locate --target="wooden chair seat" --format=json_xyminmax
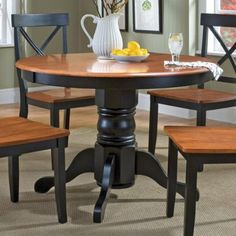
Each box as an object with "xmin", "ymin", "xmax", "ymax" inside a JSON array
[
  {"xmin": 148, "ymin": 88, "xmax": 236, "ymax": 104},
  {"xmin": 26, "ymin": 88, "xmax": 95, "ymax": 104},
  {"xmin": 165, "ymin": 125, "xmax": 236, "ymax": 236},
  {"xmin": 0, "ymin": 116, "xmax": 69, "ymax": 223},
  {"xmin": 0, "ymin": 117, "xmax": 69, "ymax": 148},
  {"xmin": 164, "ymin": 126, "xmax": 236, "ymax": 153}
]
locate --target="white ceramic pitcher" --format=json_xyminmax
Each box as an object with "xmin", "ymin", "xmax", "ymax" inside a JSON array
[{"xmin": 81, "ymin": 14, "xmax": 123, "ymax": 59}]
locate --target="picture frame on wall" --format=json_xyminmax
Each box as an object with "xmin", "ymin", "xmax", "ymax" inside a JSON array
[
  {"xmin": 98, "ymin": 1, "xmax": 129, "ymax": 32},
  {"xmin": 133, "ymin": 0, "xmax": 162, "ymax": 34}
]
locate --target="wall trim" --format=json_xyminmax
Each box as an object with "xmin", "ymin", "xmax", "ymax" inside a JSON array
[
  {"xmin": 0, "ymin": 89, "xmax": 235, "ymax": 124},
  {"xmin": 137, "ymin": 93, "xmax": 193, "ymax": 119},
  {"xmin": 0, "ymin": 86, "xmax": 57, "ymax": 104},
  {"xmin": 0, "ymin": 88, "xmax": 19, "ymax": 104},
  {"xmin": 137, "ymin": 93, "xmax": 236, "ymax": 124}
]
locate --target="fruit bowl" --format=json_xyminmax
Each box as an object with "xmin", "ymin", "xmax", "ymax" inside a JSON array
[{"xmin": 111, "ymin": 53, "xmax": 150, "ymax": 63}]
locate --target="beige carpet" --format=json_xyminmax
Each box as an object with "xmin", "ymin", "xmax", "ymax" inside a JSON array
[{"xmin": 0, "ymin": 106, "xmax": 236, "ymax": 236}]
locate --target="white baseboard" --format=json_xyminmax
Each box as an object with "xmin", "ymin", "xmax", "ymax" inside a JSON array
[
  {"xmin": 0, "ymin": 88, "xmax": 20, "ymax": 104},
  {"xmin": 1, "ymin": 88, "xmax": 235, "ymax": 124},
  {"xmin": 137, "ymin": 93, "xmax": 194, "ymax": 119},
  {"xmin": 137, "ymin": 93, "xmax": 236, "ymax": 124},
  {"xmin": 0, "ymin": 86, "xmax": 57, "ymax": 105},
  {"xmin": 207, "ymin": 108, "xmax": 236, "ymax": 124}
]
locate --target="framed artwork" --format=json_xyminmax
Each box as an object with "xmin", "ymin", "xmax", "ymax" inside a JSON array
[
  {"xmin": 133, "ymin": 0, "xmax": 163, "ymax": 34},
  {"xmin": 98, "ymin": 1, "xmax": 129, "ymax": 32}
]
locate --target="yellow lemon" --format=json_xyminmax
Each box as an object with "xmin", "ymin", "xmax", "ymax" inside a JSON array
[
  {"xmin": 123, "ymin": 48, "xmax": 131, "ymax": 54},
  {"xmin": 112, "ymin": 49, "xmax": 123, "ymax": 55},
  {"xmin": 112, "ymin": 43, "xmax": 148, "ymax": 57},
  {"xmin": 140, "ymin": 48, "xmax": 148, "ymax": 55},
  {"xmin": 112, "ymin": 49, "xmax": 124, "ymax": 56},
  {"xmin": 117, "ymin": 50, "xmax": 129, "ymax": 56},
  {"xmin": 128, "ymin": 41, "xmax": 141, "ymax": 51},
  {"xmin": 129, "ymin": 49, "xmax": 143, "ymax": 56}
]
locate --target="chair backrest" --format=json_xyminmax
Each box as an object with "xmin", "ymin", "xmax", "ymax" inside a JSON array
[
  {"xmin": 12, "ymin": 13, "xmax": 69, "ymax": 60},
  {"xmin": 200, "ymin": 13, "xmax": 236, "ymax": 85},
  {"xmin": 11, "ymin": 13, "xmax": 69, "ymax": 117}
]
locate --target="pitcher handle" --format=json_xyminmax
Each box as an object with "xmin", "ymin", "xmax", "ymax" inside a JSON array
[{"xmin": 80, "ymin": 14, "xmax": 97, "ymax": 48}]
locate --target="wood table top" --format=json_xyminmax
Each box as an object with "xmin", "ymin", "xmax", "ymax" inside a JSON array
[{"xmin": 16, "ymin": 53, "xmax": 210, "ymax": 78}]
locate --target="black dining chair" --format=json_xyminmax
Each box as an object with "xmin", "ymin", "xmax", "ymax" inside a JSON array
[
  {"xmin": 165, "ymin": 125, "xmax": 236, "ymax": 236},
  {"xmin": 12, "ymin": 13, "xmax": 95, "ymax": 168},
  {"xmin": 148, "ymin": 13, "xmax": 236, "ymax": 172},
  {"xmin": 0, "ymin": 116, "xmax": 69, "ymax": 223}
]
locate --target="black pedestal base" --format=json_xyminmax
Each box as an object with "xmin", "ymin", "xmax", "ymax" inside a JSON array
[
  {"xmin": 94, "ymin": 154, "xmax": 115, "ymax": 223},
  {"xmin": 35, "ymin": 148, "xmax": 94, "ymax": 193},
  {"xmin": 35, "ymin": 147, "xmax": 198, "ymax": 222}
]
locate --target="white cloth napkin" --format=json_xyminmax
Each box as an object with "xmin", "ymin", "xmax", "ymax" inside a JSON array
[{"xmin": 164, "ymin": 61, "xmax": 223, "ymax": 80}]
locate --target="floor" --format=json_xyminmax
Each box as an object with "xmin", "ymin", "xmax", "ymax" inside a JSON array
[{"xmin": 0, "ymin": 104, "xmax": 235, "ymax": 236}]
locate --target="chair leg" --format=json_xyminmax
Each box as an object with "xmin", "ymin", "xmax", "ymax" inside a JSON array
[
  {"xmin": 50, "ymin": 108, "xmax": 60, "ymax": 170},
  {"xmin": 19, "ymin": 92, "xmax": 28, "ymax": 118},
  {"xmin": 196, "ymin": 108, "xmax": 206, "ymax": 172},
  {"xmin": 184, "ymin": 160, "xmax": 198, "ymax": 236},
  {"xmin": 196, "ymin": 108, "xmax": 206, "ymax": 127},
  {"xmin": 50, "ymin": 107, "xmax": 60, "ymax": 127},
  {"xmin": 8, "ymin": 156, "xmax": 19, "ymax": 202},
  {"xmin": 166, "ymin": 139, "xmax": 178, "ymax": 218},
  {"xmin": 19, "ymin": 105, "xmax": 28, "ymax": 118},
  {"xmin": 63, "ymin": 109, "xmax": 70, "ymax": 148},
  {"xmin": 53, "ymin": 139, "xmax": 67, "ymax": 223},
  {"xmin": 63, "ymin": 109, "xmax": 70, "ymax": 130},
  {"xmin": 148, "ymin": 96, "xmax": 158, "ymax": 155}
]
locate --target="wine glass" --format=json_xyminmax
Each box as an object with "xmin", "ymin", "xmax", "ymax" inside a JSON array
[{"xmin": 168, "ymin": 33, "xmax": 183, "ymax": 62}]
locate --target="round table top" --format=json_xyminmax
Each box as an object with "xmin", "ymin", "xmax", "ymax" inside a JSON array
[{"xmin": 16, "ymin": 53, "xmax": 213, "ymax": 89}]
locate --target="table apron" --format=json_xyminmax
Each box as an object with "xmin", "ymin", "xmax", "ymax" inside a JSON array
[{"xmin": 21, "ymin": 70, "xmax": 213, "ymax": 89}]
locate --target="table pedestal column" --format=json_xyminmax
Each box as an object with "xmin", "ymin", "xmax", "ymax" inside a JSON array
[
  {"xmin": 95, "ymin": 89, "xmax": 137, "ymax": 188},
  {"xmin": 93, "ymin": 89, "xmax": 137, "ymax": 222}
]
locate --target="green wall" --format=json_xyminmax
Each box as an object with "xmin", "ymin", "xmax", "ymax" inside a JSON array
[
  {"xmin": 0, "ymin": 0, "xmax": 94, "ymax": 89},
  {"xmin": 78, "ymin": 0, "xmax": 97, "ymax": 52},
  {"xmin": 27, "ymin": 0, "xmax": 80, "ymax": 53},
  {"xmin": 121, "ymin": 0, "xmax": 195, "ymax": 93},
  {"xmin": 121, "ymin": 0, "xmax": 235, "ymax": 93},
  {"xmin": 122, "ymin": 0, "xmax": 191, "ymax": 54},
  {"xmin": 0, "ymin": 0, "xmax": 234, "ymax": 92},
  {"xmin": 0, "ymin": 47, "xmax": 16, "ymax": 89},
  {"xmin": 0, "ymin": 0, "xmax": 199, "ymax": 90}
]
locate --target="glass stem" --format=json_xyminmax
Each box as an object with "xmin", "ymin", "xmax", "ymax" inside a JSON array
[{"xmin": 172, "ymin": 54, "xmax": 179, "ymax": 62}]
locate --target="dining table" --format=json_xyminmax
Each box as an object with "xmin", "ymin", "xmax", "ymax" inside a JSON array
[{"xmin": 16, "ymin": 53, "xmax": 213, "ymax": 223}]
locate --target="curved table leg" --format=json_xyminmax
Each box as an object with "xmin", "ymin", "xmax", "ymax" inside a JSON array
[
  {"xmin": 35, "ymin": 148, "xmax": 95, "ymax": 193},
  {"xmin": 135, "ymin": 150, "xmax": 199, "ymax": 201},
  {"xmin": 93, "ymin": 154, "xmax": 115, "ymax": 223}
]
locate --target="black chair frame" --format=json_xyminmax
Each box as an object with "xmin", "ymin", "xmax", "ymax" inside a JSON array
[
  {"xmin": 12, "ymin": 13, "xmax": 95, "ymax": 127},
  {"xmin": 1, "ymin": 137, "xmax": 67, "ymax": 223},
  {"xmin": 167, "ymin": 138, "xmax": 236, "ymax": 236},
  {"xmin": 148, "ymin": 13, "xmax": 236, "ymax": 157}
]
